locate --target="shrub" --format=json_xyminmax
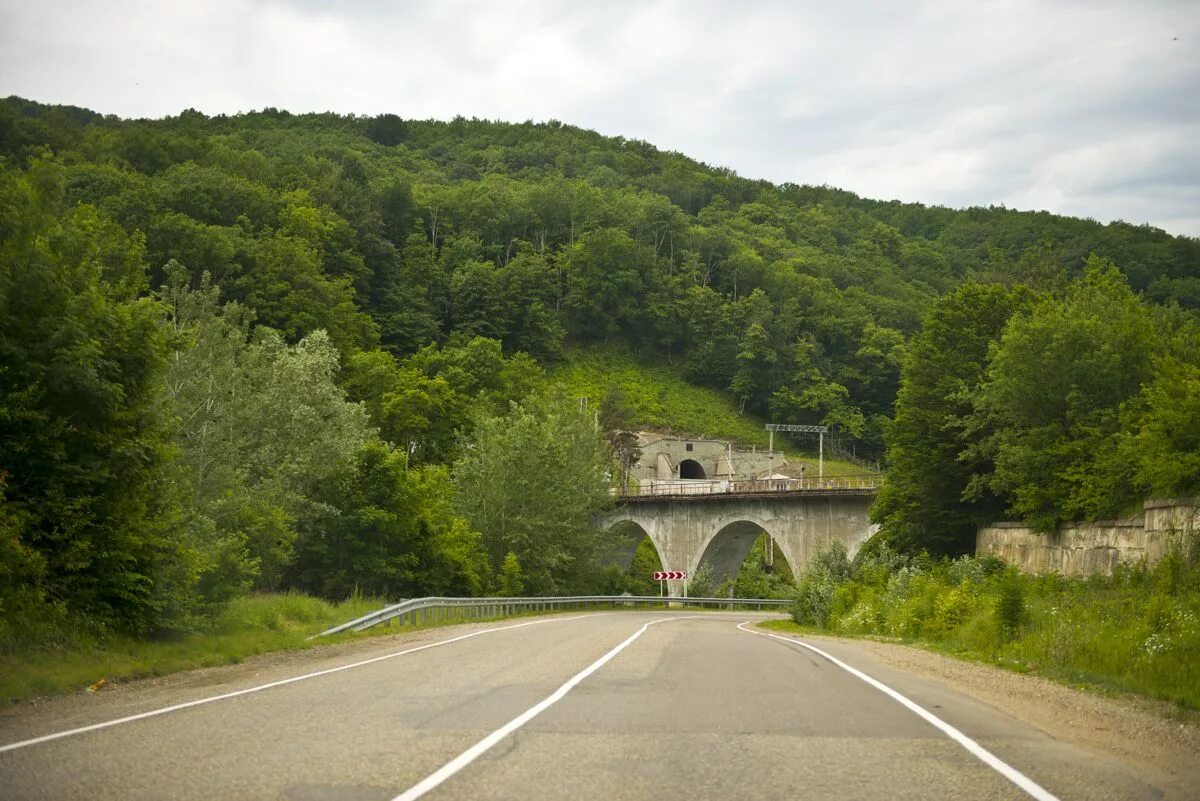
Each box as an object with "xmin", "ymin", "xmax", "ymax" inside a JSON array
[
  {"xmin": 780, "ymin": 532, "xmax": 1200, "ymax": 709},
  {"xmin": 792, "ymin": 541, "xmax": 851, "ymax": 627},
  {"xmin": 995, "ymin": 568, "xmax": 1026, "ymax": 640},
  {"xmin": 498, "ymin": 552, "xmax": 525, "ymax": 597},
  {"xmin": 688, "ymin": 563, "xmax": 719, "ymax": 598}
]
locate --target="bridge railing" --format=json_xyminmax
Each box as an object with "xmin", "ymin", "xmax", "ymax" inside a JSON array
[
  {"xmin": 315, "ymin": 595, "xmax": 792, "ymax": 637},
  {"xmin": 615, "ymin": 475, "xmax": 882, "ymax": 498}
]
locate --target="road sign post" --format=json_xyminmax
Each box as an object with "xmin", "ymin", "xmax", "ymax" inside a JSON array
[{"xmin": 653, "ymin": 571, "xmax": 687, "ymax": 601}]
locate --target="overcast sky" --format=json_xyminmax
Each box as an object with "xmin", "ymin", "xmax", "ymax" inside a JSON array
[{"xmin": 2, "ymin": 0, "xmax": 1198, "ymax": 235}]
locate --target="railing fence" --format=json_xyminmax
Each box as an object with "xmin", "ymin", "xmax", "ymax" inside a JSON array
[
  {"xmin": 316, "ymin": 594, "xmax": 792, "ymax": 637},
  {"xmin": 616, "ymin": 475, "xmax": 881, "ymax": 498}
]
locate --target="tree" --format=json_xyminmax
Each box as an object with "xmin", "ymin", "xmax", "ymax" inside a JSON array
[
  {"xmin": 1117, "ymin": 355, "xmax": 1200, "ymax": 499},
  {"xmin": 598, "ymin": 384, "xmax": 641, "ymax": 490},
  {"xmin": 0, "ymin": 159, "xmax": 187, "ymax": 632},
  {"xmin": 161, "ymin": 267, "xmax": 373, "ymax": 591},
  {"xmin": 366, "ymin": 113, "xmax": 409, "ymax": 146},
  {"xmin": 971, "ymin": 260, "xmax": 1158, "ymax": 530},
  {"xmin": 730, "ymin": 321, "xmax": 776, "ymax": 415},
  {"xmin": 289, "ymin": 442, "xmax": 487, "ymax": 600},
  {"xmin": 497, "ymin": 552, "xmax": 525, "ymax": 597},
  {"xmin": 453, "ymin": 393, "xmax": 611, "ymax": 594},
  {"xmin": 565, "ymin": 228, "xmax": 651, "ymax": 342},
  {"xmin": 235, "ymin": 233, "xmax": 378, "ymax": 351},
  {"xmin": 872, "ymin": 282, "xmax": 1033, "ymax": 555},
  {"xmin": 498, "ymin": 251, "xmax": 564, "ymax": 359},
  {"xmin": 770, "ymin": 337, "xmax": 863, "ymax": 436}
]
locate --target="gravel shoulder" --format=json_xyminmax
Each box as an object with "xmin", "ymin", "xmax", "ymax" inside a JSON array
[{"xmin": 796, "ymin": 630, "xmax": 1200, "ymax": 800}]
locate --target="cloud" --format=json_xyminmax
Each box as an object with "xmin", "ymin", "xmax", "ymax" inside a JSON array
[{"xmin": 1, "ymin": 0, "xmax": 1197, "ymax": 235}]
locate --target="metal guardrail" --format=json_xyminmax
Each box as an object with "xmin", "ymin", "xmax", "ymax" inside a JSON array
[
  {"xmin": 315, "ymin": 595, "xmax": 793, "ymax": 637},
  {"xmin": 616, "ymin": 475, "xmax": 882, "ymax": 498}
]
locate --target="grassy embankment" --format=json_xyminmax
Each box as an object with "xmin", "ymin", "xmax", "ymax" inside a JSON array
[
  {"xmin": 2, "ymin": 593, "xmax": 440, "ymax": 703},
  {"xmin": 765, "ymin": 534, "xmax": 1200, "ymax": 712},
  {"xmin": 552, "ymin": 347, "xmax": 871, "ymax": 477}
]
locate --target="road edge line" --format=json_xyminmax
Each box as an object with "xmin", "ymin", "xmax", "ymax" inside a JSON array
[
  {"xmin": 0, "ymin": 614, "xmax": 607, "ymax": 755},
  {"xmin": 736, "ymin": 622, "xmax": 1061, "ymax": 801},
  {"xmin": 391, "ymin": 616, "xmax": 680, "ymax": 801}
]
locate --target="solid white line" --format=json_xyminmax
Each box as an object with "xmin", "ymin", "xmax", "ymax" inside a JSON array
[
  {"xmin": 0, "ymin": 614, "xmax": 607, "ymax": 755},
  {"xmin": 391, "ymin": 616, "xmax": 680, "ymax": 801},
  {"xmin": 736, "ymin": 622, "xmax": 1060, "ymax": 801}
]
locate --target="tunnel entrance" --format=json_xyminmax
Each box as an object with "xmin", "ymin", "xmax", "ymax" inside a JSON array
[{"xmin": 679, "ymin": 459, "xmax": 706, "ymax": 479}]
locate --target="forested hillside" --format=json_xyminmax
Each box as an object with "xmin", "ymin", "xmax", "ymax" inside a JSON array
[{"xmin": 2, "ymin": 97, "xmax": 1198, "ymax": 643}]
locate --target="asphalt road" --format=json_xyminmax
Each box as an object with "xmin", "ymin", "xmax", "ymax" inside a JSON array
[{"xmin": 0, "ymin": 613, "xmax": 1174, "ymax": 800}]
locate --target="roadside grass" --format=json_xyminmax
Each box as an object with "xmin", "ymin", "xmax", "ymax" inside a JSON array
[
  {"xmin": 770, "ymin": 536, "xmax": 1200, "ymax": 713},
  {"xmin": 0, "ymin": 593, "xmax": 392, "ymax": 703},
  {"xmin": 552, "ymin": 346, "xmax": 870, "ymax": 477}
]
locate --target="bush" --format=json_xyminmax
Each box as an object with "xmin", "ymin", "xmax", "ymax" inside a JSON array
[
  {"xmin": 792, "ymin": 541, "xmax": 851, "ymax": 626},
  {"xmin": 498, "ymin": 552, "xmax": 525, "ymax": 597},
  {"xmin": 995, "ymin": 568, "xmax": 1026, "ymax": 640},
  {"xmin": 688, "ymin": 562, "xmax": 719, "ymax": 598},
  {"xmin": 781, "ymin": 525, "xmax": 1200, "ymax": 709}
]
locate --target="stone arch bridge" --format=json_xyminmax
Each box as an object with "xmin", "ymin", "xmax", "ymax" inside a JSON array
[{"xmin": 599, "ymin": 480, "xmax": 880, "ymax": 595}]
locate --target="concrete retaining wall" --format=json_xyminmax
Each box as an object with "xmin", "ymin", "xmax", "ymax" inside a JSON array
[{"xmin": 976, "ymin": 498, "xmax": 1197, "ymax": 576}]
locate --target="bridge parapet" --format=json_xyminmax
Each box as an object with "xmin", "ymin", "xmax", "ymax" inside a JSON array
[{"xmin": 614, "ymin": 475, "xmax": 881, "ymax": 501}]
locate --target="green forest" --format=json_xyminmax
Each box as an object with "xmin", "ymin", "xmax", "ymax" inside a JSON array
[{"xmin": 2, "ymin": 96, "xmax": 1199, "ymax": 652}]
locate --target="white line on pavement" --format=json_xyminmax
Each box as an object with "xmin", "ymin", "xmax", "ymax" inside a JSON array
[
  {"xmin": 0, "ymin": 614, "xmax": 607, "ymax": 755},
  {"xmin": 736, "ymin": 622, "xmax": 1061, "ymax": 801},
  {"xmin": 391, "ymin": 616, "xmax": 681, "ymax": 801}
]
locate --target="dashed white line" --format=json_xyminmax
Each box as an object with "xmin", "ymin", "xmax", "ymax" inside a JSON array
[
  {"xmin": 736, "ymin": 622, "xmax": 1061, "ymax": 801},
  {"xmin": 0, "ymin": 614, "xmax": 605, "ymax": 755},
  {"xmin": 391, "ymin": 616, "xmax": 680, "ymax": 801}
]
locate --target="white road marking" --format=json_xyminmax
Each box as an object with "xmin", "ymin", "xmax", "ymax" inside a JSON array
[
  {"xmin": 737, "ymin": 622, "xmax": 1061, "ymax": 801},
  {"xmin": 391, "ymin": 616, "xmax": 680, "ymax": 801},
  {"xmin": 0, "ymin": 614, "xmax": 606, "ymax": 755}
]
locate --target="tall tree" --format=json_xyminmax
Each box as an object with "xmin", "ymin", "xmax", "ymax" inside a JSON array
[
  {"xmin": 598, "ymin": 384, "xmax": 641, "ymax": 490},
  {"xmin": 0, "ymin": 159, "xmax": 186, "ymax": 632},
  {"xmin": 872, "ymin": 282, "xmax": 1033, "ymax": 555},
  {"xmin": 565, "ymin": 228, "xmax": 651, "ymax": 342},
  {"xmin": 161, "ymin": 267, "xmax": 372, "ymax": 590},
  {"xmin": 289, "ymin": 443, "xmax": 487, "ymax": 600},
  {"xmin": 970, "ymin": 260, "xmax": 1158, "ymax": 530},
  {"xmin": 453, "ymin": 393, "xmax": 611, "ymax": 594}
]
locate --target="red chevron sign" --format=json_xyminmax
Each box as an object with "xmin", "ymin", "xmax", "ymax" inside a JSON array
[{"xmin": 653, "ymin": 571, "xmax": 687, "ymax": 580}]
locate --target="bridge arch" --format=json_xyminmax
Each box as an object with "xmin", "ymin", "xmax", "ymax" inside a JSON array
[
  {"xmin": 694, "ymin": 515, "xmax": 797, "ymax": 587},
  {"xmin": 602, "ymin": 517, "xmax": 667, "ymax": 572},
  {"xmin": 697, "ymin": 520, "xmax": 765, "ymax": 584}
]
